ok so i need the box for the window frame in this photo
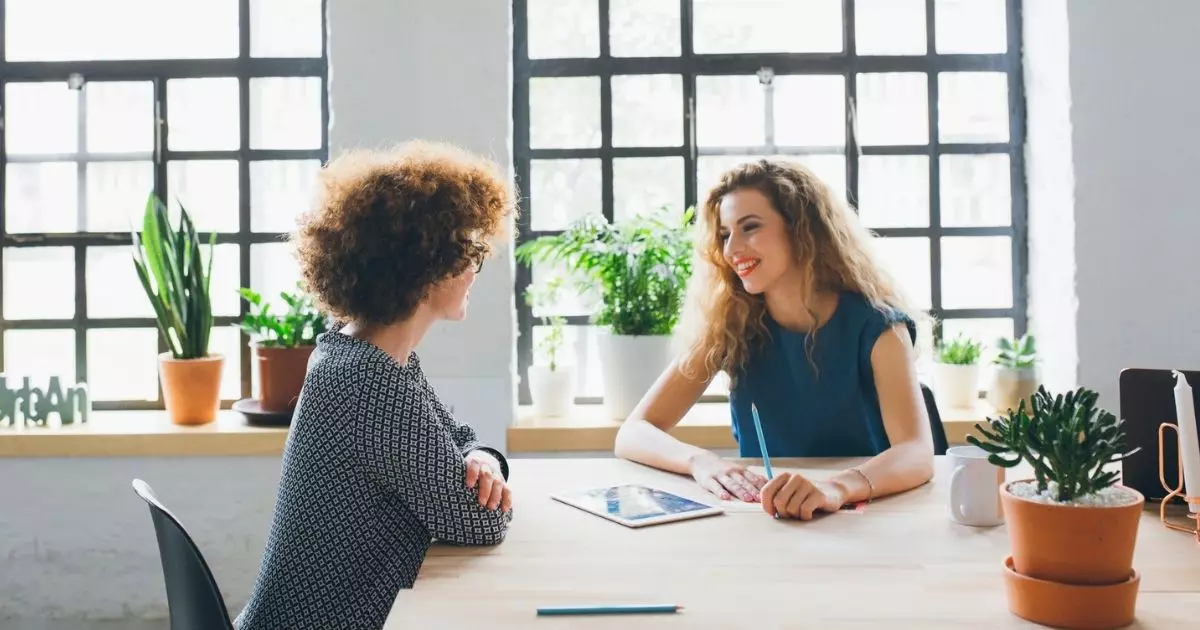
[514,0,1028,407]
[0,0,330,411]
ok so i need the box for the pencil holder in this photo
[1156,422,1200,543]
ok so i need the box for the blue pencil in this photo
[751,403,773,480]
[536,604,682,616]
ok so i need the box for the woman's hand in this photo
[688,452,768,502]
[464,451,512,512]
[761,472,845,520]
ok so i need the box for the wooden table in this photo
[386,457,1200,628]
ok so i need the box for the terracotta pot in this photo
[159,353,224,426]
[1000,479,1144,586]
[987,366,1038,413]
[254,344,315,413]
[1002,556,1139,630]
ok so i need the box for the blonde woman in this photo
[614,158,935,520]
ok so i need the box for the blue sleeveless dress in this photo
[728,291,916,458]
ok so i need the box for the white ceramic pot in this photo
[596,330,673,420]
[528,364,575,418]
[933,361,981,409]
[987,366,1038,413]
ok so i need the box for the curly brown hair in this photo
[293,140,517,325]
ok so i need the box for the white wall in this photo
[1067,0,1200,406]
[328,0,516,451]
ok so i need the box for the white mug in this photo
[948,445,1005,526]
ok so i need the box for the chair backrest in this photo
[921,383,950,456]
[131,479,235,630]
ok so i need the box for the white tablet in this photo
[551,484,724,528]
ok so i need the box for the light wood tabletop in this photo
[385,456,1200,629]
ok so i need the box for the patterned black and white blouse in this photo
[234,330,513,630]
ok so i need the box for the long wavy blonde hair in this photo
[676,158,922,386]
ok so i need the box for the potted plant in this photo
[515,206,694,420]
[987,333,1038,414]
[968,386,1144,629]
[130,192,222,426]
[523,276,574,417]
[237,284,329,414]
[933,333,983,409]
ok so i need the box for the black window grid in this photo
[512,0,1028,406]
[0,0,330,411]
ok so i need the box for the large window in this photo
[0,0,328,410]
[513,0,1026,406]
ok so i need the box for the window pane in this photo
[4,329,76,387]
[87,328,160,401]
[4,83,78,155]
[86,162,155,232]
[531,260,597,317]
[939,72,1009,143]
[526,0,599,59]
[3,248,75,320]
[792,154,847,204]
[208,244,243,318]
[168,161,240,233]
[250,77,323,150]
[251,0,323,58]
[698,154,844,209]
[613,157,684,223]
[940,154,1011,227]
[611,74,683,147]
[855,0,926,55]
[871,237,931,309]
[941,236,1012,309]
[4,0,239,61]
[610,0,680,57]
[855,73,928,146]
[696,76,765,147]
[209,325,244,401]
[529,77,601,149]
[858,156,929,228]
[530,159,602,232]
[87,246,155,319]
[693,0,842,54]
[167,78,240,151]
[941,318,1015,364]
[5,163,78,234]
[86,81,155,154]
[251,160,321,232]
[935,0,1007,54]
[697,155,758,201]
[251,243,301,307]
[774,75,845,147]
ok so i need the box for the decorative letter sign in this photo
[0,375,90,428]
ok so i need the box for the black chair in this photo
[132,479,235,630]
[921,383,950,456]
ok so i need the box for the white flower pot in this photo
[987,366,1039,413]
[528,364,574,418]
[596,330,673,420]
[933,361,981,409]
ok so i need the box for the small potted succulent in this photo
[987,333,1038,414]
[933,333,983,409]
[523,276,574,417]
[968,386,1144,629]
[131,193,222,426]
[237,284,329,413]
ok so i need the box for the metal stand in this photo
[1157,422,1199,543]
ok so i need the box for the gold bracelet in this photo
[849,467,874,503]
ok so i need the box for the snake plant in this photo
[131,192,217,360]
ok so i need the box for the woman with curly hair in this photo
[614,158,935,522]
[235,141,517,630]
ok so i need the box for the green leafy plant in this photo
[994,333,1036,369]
[967,386,1141,502]
[130,192,216,360]
[514,206,695,336]
[237,284,330,348]
[525,276,568,371]
[937,333,982,365]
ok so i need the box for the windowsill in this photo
[508,399,997,453]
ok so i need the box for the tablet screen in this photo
[561,484,714,521]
